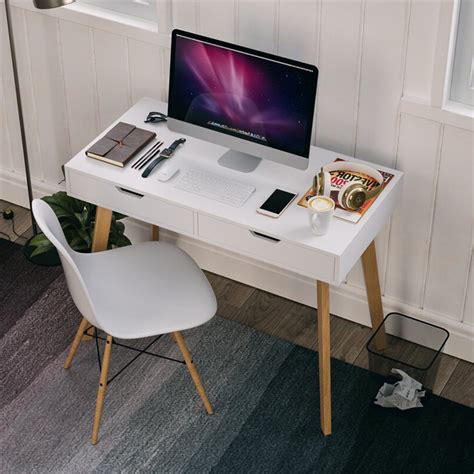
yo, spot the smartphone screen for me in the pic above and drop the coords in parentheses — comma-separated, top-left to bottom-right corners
(259, 189, 297, 216)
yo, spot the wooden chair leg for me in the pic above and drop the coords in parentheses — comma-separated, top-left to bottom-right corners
(64, 318, 90, 369)
(172, 331, 213, 415)
(317, 280, 332, 436)
(91, 334, 113, 445)
(361, 240, 386, 350)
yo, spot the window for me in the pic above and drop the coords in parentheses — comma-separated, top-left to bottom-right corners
(449, 0, 473, 107)
(80, 0, 157, 23)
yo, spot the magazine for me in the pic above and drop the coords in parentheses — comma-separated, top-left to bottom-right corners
(297, 158, 395, 223)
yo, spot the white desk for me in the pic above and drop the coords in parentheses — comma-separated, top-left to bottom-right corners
(65, 97, 403, 435)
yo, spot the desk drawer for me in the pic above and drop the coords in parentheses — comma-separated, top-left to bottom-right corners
(68, 172, 194, 234)
(198, 214, 335, 282)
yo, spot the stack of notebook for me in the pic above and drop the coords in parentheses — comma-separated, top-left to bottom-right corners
(86, 122, 156, 168)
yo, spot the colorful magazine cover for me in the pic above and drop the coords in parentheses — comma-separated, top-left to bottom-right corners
(298, 158, 395, 223)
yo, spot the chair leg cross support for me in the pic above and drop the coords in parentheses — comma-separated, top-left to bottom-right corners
(64, 324, 214, 444)
(64, 315, 213, 445)
(90, 333, 186, 386)
(105, 336, 180, 385)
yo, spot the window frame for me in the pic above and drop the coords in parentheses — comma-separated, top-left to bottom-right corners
(78, 0, 159, 24)
(432, 0, 473, 116)
(10, 0, 172, 46)
(447, 0, 473, 107)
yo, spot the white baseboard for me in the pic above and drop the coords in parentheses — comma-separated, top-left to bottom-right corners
(124, 217, 474, 363)
(2, 177, 471, 362)
(0, 169, 64, 208)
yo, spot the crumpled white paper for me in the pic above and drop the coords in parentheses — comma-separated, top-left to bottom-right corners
(374, 369, 426, 410)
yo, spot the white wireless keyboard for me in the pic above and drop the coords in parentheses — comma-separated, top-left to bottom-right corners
(174, 168, 256, 207)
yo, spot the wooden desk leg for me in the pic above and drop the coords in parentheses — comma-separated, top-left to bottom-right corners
(151, 224, 160, 241)
(317, 280, 332, 436)
(361, 240, 386, 350)
(92, 207, 113, 252)
(82, 207, 112, 340)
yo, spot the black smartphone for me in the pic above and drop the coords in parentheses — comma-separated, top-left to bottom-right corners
(257, 189, 298, 218)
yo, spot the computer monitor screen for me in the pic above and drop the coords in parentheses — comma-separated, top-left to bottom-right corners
(168, 30, 318, 171)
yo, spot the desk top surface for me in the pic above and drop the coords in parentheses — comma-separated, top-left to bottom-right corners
(66, 97, 403, 260)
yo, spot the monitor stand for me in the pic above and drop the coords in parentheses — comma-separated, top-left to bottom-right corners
(218, 150, 262, 173)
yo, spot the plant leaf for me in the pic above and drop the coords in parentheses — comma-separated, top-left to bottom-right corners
(116, 235, 132, 247)
(69, 236, 89, 251)
(27, 233, 54, 257)
(112, 212, 127, 221)
(40, 192, 131, 253)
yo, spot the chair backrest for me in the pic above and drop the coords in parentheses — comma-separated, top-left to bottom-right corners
(32, 199, 100, 328)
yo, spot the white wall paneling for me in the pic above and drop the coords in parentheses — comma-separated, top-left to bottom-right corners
(463, 253, 473, 326)
(156, 0, 173, 35)
(128, 39, 163, 104)
(277, 1, 320, 63)
(0, 78, 13, 172)
(163, 47, 171, 102)
(355, 1, 408, 168)
(346, 1, 409, 290)
(1, 7, 43, 179)
(315, 0, 364, 156)
(423, 126, 473, 319)
(385, 113, 442, 306)
(199, 1, 236, 42)
(278, 1, 321, 147)
(237, 0, 277, 53)
(400, 96, 473, 131)
(59, 20, 99, 156)
(93, 29, 131, 130)
(0, 10, 16, 173)
(171, 0, 198, 33)
(1, 1, 473, 360)
(25, 10, 70, 185)
(12, 7, 44, 179)
(403, 0, 441, 101)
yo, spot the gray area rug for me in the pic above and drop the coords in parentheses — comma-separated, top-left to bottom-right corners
(1, 239, 473, 473)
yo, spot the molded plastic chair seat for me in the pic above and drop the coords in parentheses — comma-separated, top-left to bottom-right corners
(76, 241, 216, 339)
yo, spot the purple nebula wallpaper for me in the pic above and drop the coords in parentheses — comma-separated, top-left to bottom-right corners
(169, 35, 317, 157)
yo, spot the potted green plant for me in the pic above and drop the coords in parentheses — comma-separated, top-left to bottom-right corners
(26, 192, 131, 263)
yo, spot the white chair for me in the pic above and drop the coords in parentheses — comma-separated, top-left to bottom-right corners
(32, 199, 217, 444)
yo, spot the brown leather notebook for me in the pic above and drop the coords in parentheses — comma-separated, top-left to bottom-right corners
(86, 122, 156, 167)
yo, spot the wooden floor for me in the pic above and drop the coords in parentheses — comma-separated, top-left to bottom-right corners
(1, 199, 473, 407)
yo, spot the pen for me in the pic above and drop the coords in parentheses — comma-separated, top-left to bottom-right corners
(138, 147, 161, 170)
(132, 141, 163, 169)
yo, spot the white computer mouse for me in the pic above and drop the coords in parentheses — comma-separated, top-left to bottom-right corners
(156, 162, 180, 182)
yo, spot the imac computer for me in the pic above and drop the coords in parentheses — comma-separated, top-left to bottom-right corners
(167, 30, 318, 173)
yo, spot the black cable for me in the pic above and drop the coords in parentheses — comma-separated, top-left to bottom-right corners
(0, 231, 11, 241)
(1, 206, 23, 240)
(10, 218, 22, 239)
(0, 208, 11, 241)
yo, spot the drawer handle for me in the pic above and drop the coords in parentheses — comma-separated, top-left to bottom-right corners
(249, 230, 280, 243)
(116, 187, 144, 198)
